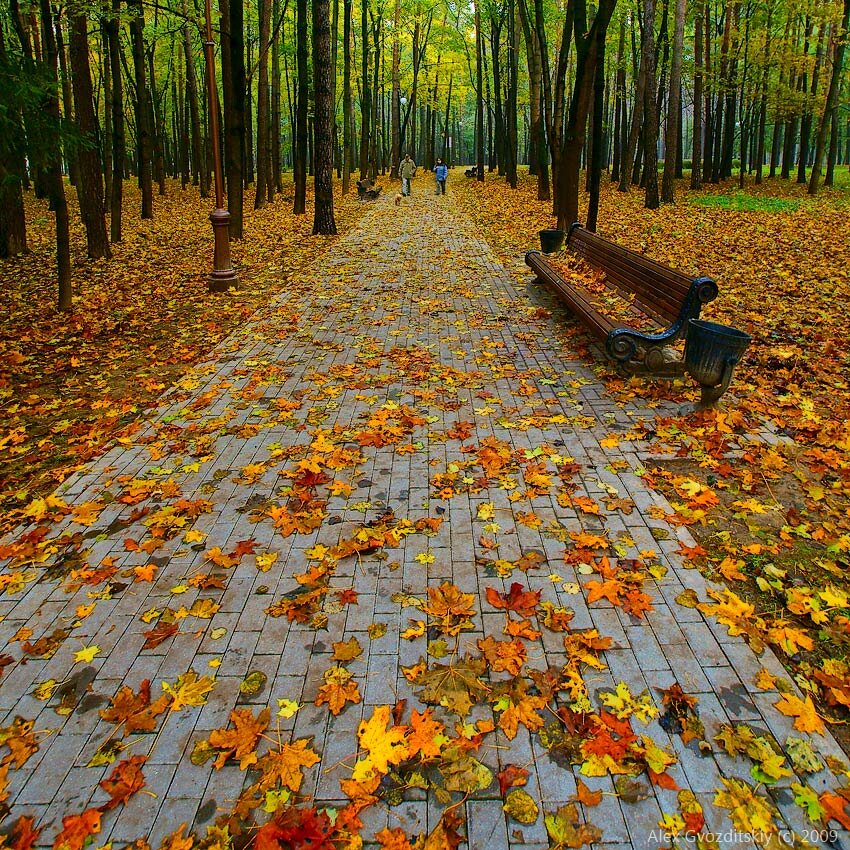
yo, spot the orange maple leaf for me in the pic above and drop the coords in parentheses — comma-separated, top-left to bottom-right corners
(208, 707, 270, 769)
(99, 754, 147, 809)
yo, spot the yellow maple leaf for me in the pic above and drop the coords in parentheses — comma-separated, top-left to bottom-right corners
(162, 670, 216, 712)
(255, 552, 278, 572)
(415, 551, 435, 565)
(477, 502, 495, 520)
(74, 645, 101, 664)
(774, 693, 825, 735)
(357, 705, 409, 774)
(184, 529, 207, 543)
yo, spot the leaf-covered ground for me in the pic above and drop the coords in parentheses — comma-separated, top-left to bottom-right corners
(455, 170, 850, 744)
(2, 177, 850, 850)
(0, 180, 368, 535)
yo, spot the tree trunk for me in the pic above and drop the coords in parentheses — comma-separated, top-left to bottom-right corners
(505, 0, 519, 187)
(691, 4, 703, 189)
(556, 0, 617, 228)
(342, 0, 353, 192)
(104, 0, 123, 240)
(585, 20, 607, 231)
(129, 0, 153, 218)
(255, 0, 271, 207)
(182, 13, 207, 196)
(39, 0, 72, 308)
(611, 17, 625, 183)
(312, 0, 336, 233)
(810, 0, 850, 194)
(755, 0, 772, 185)
(219, 0, 244, 237)
(619, 50, 644, 192)
(272, 0, 282, 193)
(642, 0, 659, 209)
(69, 10, 111, 258)
(800, 22, 826, 183)
(661, 0, 685, 202)
(358, 0, 370, 180)
(55, 17, 78, 187)
(390, 0, 400, 176)
(474, 0, 484, 180)
(293, 0, 308, 213)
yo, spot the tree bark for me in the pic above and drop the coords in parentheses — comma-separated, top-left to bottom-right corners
(312, 0, 336, 233)
(219, 0, 244, 236)
(585, 20, 607, 231)
(358, 0, 370, 180)
(691, 3, 703, 188)
(809, 0, 850, 194)
(293, 0, 308, 213)
(69, 9, 110, 258)
(389, 0, 400, 177)
(642, 0, 659, 209)
(254, 0, 271, 207)
(474, 0, 484, 180)
(128, 0, 153, 218)
(342, 0, 353, 192)
(39, 0, 72, 308)
(661, 0, 684, 202)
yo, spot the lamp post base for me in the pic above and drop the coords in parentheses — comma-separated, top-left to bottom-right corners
(208, 207, 240, 293)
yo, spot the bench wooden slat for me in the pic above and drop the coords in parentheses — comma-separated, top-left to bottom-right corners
(525, 223, 718, 375)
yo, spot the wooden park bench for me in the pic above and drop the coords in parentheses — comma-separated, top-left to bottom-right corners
(356, 178, 383, 201)
(525, 223, 718, 376)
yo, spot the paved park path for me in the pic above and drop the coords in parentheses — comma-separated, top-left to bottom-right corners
(1, 184, 846, 850)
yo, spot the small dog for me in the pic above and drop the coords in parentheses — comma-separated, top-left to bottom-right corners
(394, 193, 402, 206)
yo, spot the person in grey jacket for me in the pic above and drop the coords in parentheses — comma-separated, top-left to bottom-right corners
(399, 154, 417, 196)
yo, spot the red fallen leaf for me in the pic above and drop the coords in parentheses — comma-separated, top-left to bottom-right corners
(142, 622, 179, 650)
(497, 763, 529, 795)
(99, 754, 148, 809)
(485, 582, 541, 618)
(648, 769, 679, 791)
(336, 588, 359, 605)
(52, 808, 101, 850)
(683, 810, 705, 836)
(447, 420, 474, 440)
(0, 654, 14, 678)
(230, 539, 257, 557)
(572, 778, 603, 807)
(255, 805, 336, 850)
(820, 791, 850, 830)
(8, 815, 41, 850)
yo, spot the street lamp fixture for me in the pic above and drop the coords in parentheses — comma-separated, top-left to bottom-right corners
(202, 0, 239, 292)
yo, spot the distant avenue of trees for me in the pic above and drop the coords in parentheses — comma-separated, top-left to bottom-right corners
(1, 0, 848, 306)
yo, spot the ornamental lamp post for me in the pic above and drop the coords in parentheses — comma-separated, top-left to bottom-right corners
(202, 0, 239, 292)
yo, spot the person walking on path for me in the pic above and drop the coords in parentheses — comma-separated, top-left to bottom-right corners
(400, 154, 417, 196)
(433, 159, 448, 195)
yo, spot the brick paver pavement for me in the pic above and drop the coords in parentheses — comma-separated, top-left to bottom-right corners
(1, 185, 847, 850)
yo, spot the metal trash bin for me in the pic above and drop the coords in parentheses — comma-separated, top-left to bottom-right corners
(539, 229, 566, 254)
(684, 319, 751, 407)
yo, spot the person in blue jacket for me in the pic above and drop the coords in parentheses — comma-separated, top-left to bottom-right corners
(433, 159, 448, 195)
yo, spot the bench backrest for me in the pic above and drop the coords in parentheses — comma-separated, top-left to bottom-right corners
(567, 225, 697, 327)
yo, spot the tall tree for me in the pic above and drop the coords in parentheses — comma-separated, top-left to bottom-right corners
(128, 0, 153, 218)
(220, 0, 245, 237)
(474, 0, 484, 180)
(342, 0, 353, 192)
(68, 5, 111, 258)
(359, 0, 371, 180)
(641, 0, 659, 209)
(255, 0, 271, 207)
(293, 0, 308, 213)
(39, 0, 72, 308)
(389, 0, 400, 177)
(809, 0, 850, 194)
(103, 0, 123, 241)
(555, 0, 617, 228)
(660, 0, 685, 202)
(312, 0, 336, 233)
(691, 1, 704, 189)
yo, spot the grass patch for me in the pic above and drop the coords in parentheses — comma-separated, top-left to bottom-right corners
(689, 191, 800, 213)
